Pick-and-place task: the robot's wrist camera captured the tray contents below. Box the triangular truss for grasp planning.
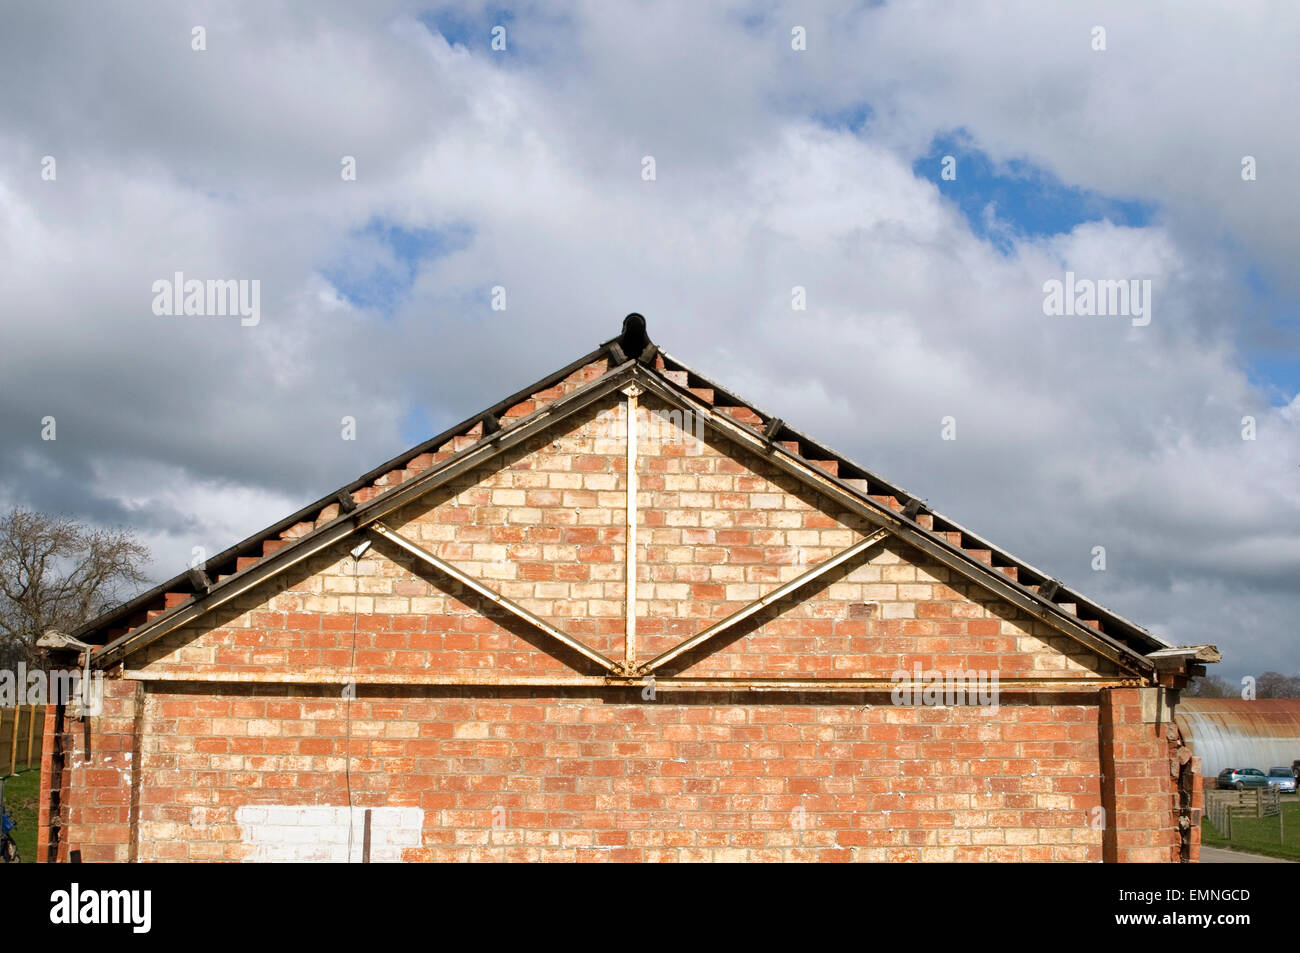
[91,353,1166,686]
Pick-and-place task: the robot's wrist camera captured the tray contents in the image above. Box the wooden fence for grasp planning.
[0,705,44,777]
[1206,787,1281,838]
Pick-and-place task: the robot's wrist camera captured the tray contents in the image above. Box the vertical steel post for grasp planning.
[622,384,643,674]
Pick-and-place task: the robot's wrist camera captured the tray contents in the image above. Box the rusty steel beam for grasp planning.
[120,670,1139,691]
[122,671,621,686]
[73,344,621,646]
[92,363,641,670]
[637,676,1137,692]
[358,364,636,527]
[638,529,890,675]
[370,522,624,676]
[95,516,365,669]
[630,368,1155,678]
[657,348,1170,655]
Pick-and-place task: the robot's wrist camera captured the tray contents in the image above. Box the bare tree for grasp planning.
[1184,674,1233,698]
[1254,671,1300,699]
[0,509,149,669]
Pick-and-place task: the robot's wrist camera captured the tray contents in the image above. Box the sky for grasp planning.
[0,1,1296,682]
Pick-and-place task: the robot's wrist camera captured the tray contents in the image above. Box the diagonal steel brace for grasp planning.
[637,529,890,675]
[370,523,625,675]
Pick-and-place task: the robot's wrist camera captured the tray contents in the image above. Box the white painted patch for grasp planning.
[234,805,423,863]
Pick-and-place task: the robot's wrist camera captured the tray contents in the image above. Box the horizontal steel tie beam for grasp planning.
[370,522,624,675]
[119,670,1140,691]
[638,529,890,675]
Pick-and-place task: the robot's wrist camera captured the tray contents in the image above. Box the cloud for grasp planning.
[0,1,1294,678]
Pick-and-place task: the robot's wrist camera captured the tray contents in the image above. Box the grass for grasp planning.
[1202,796,1300,862]
[2,768,41,863]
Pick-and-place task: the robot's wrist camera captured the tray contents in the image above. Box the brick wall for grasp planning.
[1099,687,1183,863]
[38,389,1185,862]
[1187,755,1204,862]
[124,687,1103,862]
[43,683,1193,863]
[39,678,140,862]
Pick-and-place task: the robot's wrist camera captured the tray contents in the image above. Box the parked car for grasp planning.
[1217,768,1269,790]
[1266,767,1297,793]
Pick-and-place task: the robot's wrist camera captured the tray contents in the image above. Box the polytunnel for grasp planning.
[1176,698,1300,779]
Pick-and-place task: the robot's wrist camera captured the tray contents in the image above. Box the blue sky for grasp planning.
[324,219,472,314]
[911,131,1154,253]
[418,6,515,50]
[1238,266,1300,402]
